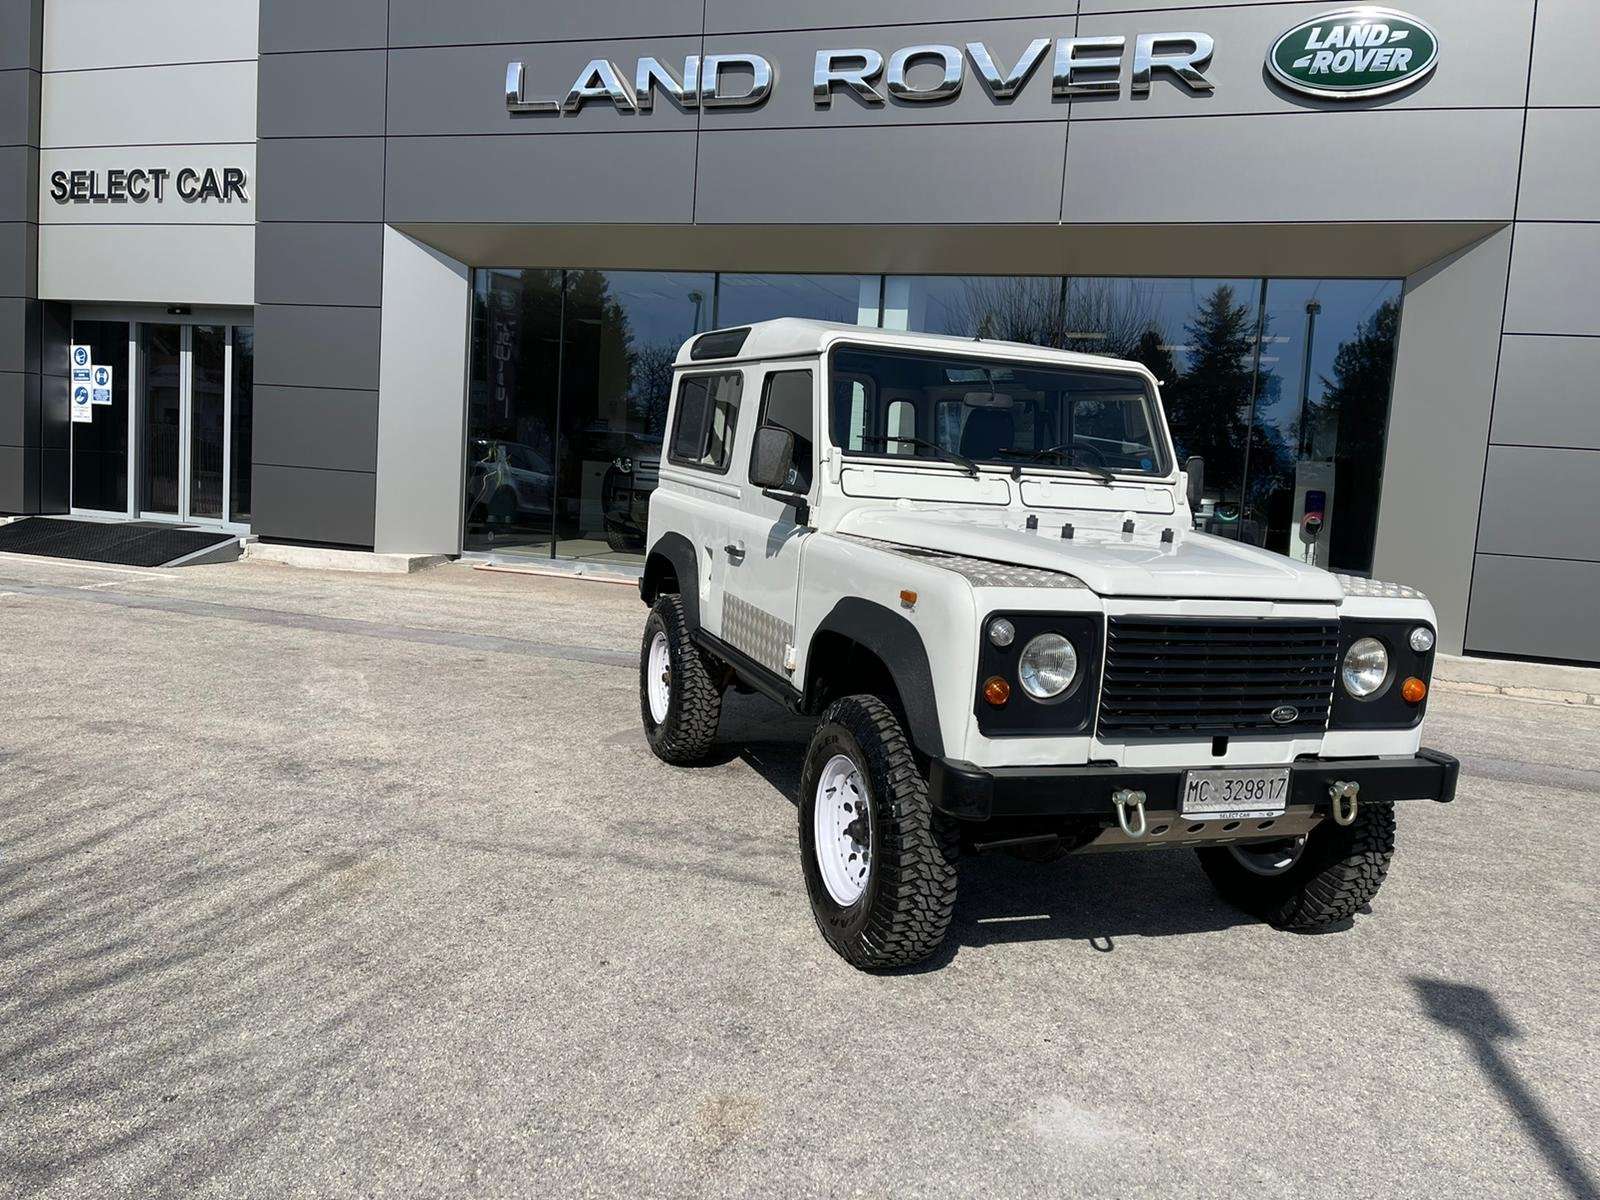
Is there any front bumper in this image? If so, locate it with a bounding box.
[929,749,1460,822]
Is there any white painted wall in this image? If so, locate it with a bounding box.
[36,0,258,306]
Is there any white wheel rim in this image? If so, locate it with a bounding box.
[646,631,671,725]
[814,754,871,907]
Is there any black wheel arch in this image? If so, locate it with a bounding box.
[641,531,700,630]
[804,597,944,759]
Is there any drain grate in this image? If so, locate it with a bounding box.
[0,518,239,567]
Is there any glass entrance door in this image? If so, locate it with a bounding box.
[140,324,183,515]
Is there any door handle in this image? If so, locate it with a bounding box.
[724,543,745,564]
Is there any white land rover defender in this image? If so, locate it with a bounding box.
[636,320,1458,970]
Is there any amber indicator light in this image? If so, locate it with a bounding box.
[1401,677,1428,704]
[983,676,1011,707]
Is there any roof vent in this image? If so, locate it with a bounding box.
[689,327,752,361]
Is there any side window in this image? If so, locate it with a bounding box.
[668,371,743,473]
[753,369,815,492]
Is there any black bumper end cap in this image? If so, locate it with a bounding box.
[928,758,994,821]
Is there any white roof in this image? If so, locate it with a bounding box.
[672,317,1154,377]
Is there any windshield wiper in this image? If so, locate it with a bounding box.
[995,444,1116,485]
[857,434,980,477]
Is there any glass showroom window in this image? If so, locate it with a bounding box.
[884,275,1066,344]
[558,270,715,558]
[715,274,878,328]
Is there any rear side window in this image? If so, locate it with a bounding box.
[754,369,815,493]
[669,371,743,473]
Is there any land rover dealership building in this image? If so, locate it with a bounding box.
[2,0,1598,663]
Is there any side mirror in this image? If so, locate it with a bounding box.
[1185,455,1205,512]
[750,426,796,491]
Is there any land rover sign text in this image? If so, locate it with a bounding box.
[1268,7,1439,99]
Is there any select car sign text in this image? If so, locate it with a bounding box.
[49,166,248,205]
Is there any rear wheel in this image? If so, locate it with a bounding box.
[639,595,722,764]
[799,695,959,970]
[1196,802,1396,929]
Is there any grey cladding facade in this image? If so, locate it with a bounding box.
[1,1,1596,665]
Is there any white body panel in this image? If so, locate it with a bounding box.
[647,320,1438,777]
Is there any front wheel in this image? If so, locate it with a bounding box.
[639,595,723,764]
[799,695,959,970]
[1196,801,1396,929]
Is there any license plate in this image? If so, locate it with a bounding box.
[1181,768,1291,819]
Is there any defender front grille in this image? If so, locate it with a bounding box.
[1096,617,1341,738]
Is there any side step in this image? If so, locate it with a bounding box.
[0,517,242,568]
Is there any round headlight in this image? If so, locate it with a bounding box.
[988,618,1016,648]
[1018,633,1078,700]
[1341,637,1390,698]
[1409,626,1435,654]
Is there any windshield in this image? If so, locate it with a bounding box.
[828,345,1169,478]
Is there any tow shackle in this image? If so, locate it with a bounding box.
[1112,789,1149,839]
[1329,780,1361,826]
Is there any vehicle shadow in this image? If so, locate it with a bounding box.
[719,694,1258,961]
[1412,978,1599,1200]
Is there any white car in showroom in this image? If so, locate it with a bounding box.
[635,319,1457,970]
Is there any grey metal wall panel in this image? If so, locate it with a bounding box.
[0,220,34,296]
[1063,109,1522,225]
[254,303,381,391]
[0,146,36,221]
[253,384,378,472]
[697,123,1066,224]
[0,0,41,72]
[256,137,384,222]
[40,61,257,147]
[43,0,258,71]
[388,39,702,136]
[1371,228,1512,655]
[700,25,1066,130]
[0,67,38,146]
[0,443,36,511]
[388,0,704,48]
[374,227,470,555]
[38,224,255,306]
[1466,554,1600,663]
[1528,0,1600,107]
[384,133,698,224]
[1476,445,1600,562]
[260,0,386,54]
[1491,335,1600,451]
[0,296,26,370]
[251,463,376,546]
[0,368,29,443]
[1517,109,1600,223]
[1504,224,1600,338]
[257,50,386,139]
[1075,0,1532,119]
[254,222,384,308]
[707,1,1075,33]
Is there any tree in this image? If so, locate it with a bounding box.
[1166,284,1257,493]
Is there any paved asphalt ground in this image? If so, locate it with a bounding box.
[1,552,1596,1200]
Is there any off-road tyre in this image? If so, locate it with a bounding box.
[605,521,641,554]
[799,695,959,970]
[640,594,723,764]
[1196,801,1397,930]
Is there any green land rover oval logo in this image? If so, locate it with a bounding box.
[1268,7,1440,99]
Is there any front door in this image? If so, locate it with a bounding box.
[115,321,252,526]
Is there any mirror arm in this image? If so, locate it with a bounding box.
[763,489,811,527]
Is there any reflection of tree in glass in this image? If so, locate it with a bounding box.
[941,277,1064,345]
[1062,279,1165,361]
[1166,284,1257,500]
[1313,298,1400,570]
[628,341,679,434]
